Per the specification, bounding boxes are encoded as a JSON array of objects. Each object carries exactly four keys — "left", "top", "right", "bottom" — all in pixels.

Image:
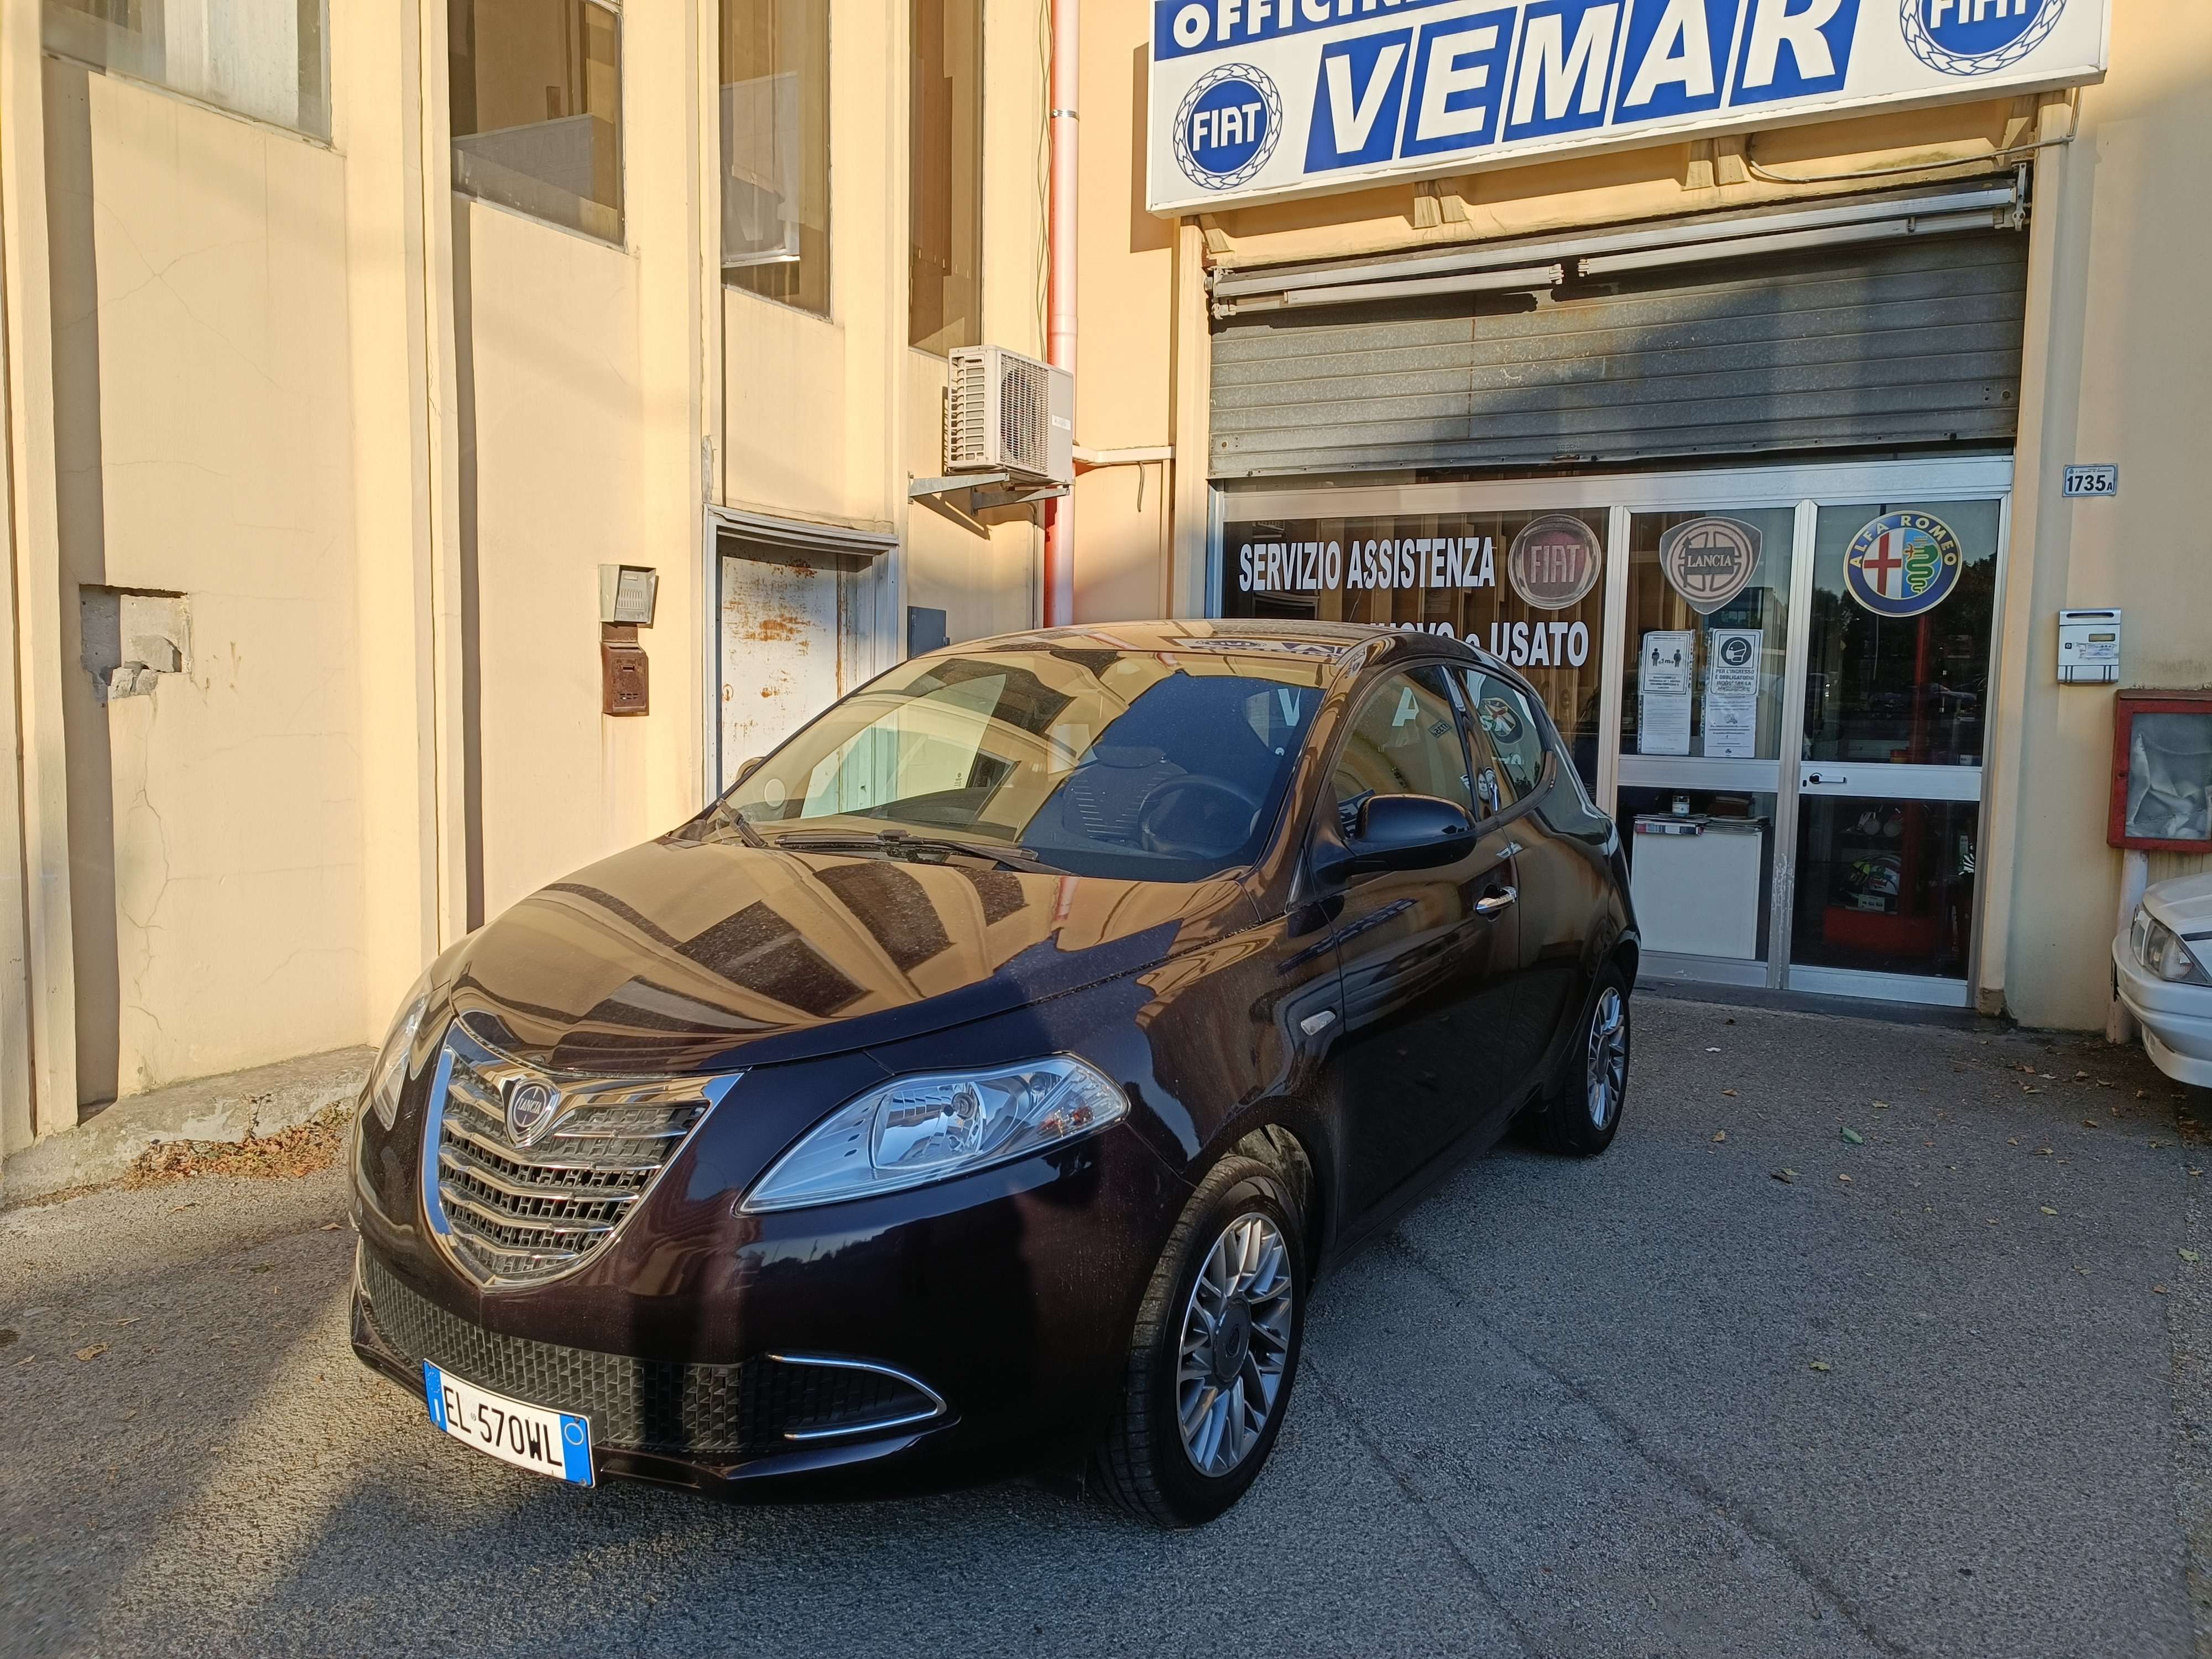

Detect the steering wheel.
[{"left": 1136, "top": 774, "right": 1264, "bottom": 860}]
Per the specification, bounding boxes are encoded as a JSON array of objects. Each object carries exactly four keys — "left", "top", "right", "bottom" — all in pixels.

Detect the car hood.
[
  {"left": 438, "top": 833, "right": 1258, "bottom": 1073},
  {"left": 2146, "top": 872, "right": 2212, "bottom": 937}
]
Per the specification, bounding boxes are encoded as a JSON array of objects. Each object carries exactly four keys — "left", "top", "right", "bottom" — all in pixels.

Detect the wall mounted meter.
[{"left": 2058, "top": 608, "right": 2121, "bottom": 684}]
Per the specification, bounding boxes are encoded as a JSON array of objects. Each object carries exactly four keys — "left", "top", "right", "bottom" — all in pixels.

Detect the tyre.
[
  {"left": 1092, "top": 1154, "right": 1307, "bottom": 1527},
  {"left": 1534, "top": 962, "right": 1632, "bottom": 1157}
]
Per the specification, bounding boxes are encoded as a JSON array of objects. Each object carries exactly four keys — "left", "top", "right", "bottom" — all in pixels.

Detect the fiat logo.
[{"left": 505, "top": 1080, "right": 560, "bottom": 1147}]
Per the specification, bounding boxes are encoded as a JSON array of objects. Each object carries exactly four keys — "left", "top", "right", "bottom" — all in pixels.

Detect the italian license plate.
[{"left": 423, "top": 1362, "right": 593, "bottom": 1485}]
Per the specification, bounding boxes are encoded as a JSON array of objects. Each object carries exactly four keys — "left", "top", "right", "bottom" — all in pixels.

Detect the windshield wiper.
[
  {"left": 699, "top": 797, "right": 768, "bottom": 848},
  {"left": 773, "top": 828, "right": 1050, "bottom": 872}
]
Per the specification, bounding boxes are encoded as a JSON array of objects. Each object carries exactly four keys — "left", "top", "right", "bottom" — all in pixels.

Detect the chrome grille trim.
[{"left": 423, "top": 1022, "right": 741, "bottom": 1288}]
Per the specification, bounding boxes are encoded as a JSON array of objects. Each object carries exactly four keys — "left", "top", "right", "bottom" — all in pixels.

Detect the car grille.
[
  {"left": 426, "top": 1021, "right": 736, "bottom": 1288},
  {"left": 357, "top": 1250, "right": 943, "bottom": 1457}
]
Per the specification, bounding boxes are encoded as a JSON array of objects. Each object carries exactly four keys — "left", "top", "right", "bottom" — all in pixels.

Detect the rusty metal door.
[{"left": 718, "top": 541, "right": 845, "bottom": 791}]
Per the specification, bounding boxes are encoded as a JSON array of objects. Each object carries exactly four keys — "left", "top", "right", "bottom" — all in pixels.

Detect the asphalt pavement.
[{"left": 4, "top": 997, "right": 2208, "bottom": 1659}]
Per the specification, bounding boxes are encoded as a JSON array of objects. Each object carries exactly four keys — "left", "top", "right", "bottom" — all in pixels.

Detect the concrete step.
[{"left": 1, "top": 1045, "right": 373, "bottom": 1208}]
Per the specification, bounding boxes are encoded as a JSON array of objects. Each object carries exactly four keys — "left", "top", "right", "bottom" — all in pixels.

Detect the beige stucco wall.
[
  {"left": 44, "top": 61, "right": 365, "bottom": 1101},
  {"left": 1995, "top": 0, "right": 2212, "bottom": 1029}
]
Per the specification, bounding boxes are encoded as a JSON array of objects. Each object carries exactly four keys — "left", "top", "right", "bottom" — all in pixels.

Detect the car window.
[
  {"left": 1333, "top": 667, "right": 1475, "bottom": 832},
  {"left": 726, "top": 650, "right": 1324, "bottom": 881},
  {"left": 1458, "top": 669, "right": 1548, "bottom": 807}
]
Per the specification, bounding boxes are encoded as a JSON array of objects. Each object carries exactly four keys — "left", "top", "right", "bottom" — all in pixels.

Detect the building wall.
[
  {"left": 43, "top": 61, "right": 365, "bottom": 1102},
  {"left": 1997, "top": 0, "right": 2212, "bottom": 1029}
]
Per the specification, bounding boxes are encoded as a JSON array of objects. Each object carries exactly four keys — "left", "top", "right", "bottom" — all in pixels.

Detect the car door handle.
[{"left": 1475, "top": 886, "right": 1517, "bottom": 917}]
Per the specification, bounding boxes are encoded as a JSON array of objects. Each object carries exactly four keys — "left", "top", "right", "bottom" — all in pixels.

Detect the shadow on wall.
[{"left": 43, "top": 58, "right": 121, "bottom": 1117}]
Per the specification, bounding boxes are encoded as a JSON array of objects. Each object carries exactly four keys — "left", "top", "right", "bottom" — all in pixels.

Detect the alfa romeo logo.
[
  {"left": 1843, "top": 512, "right": 1965, "bottom": 618},
  {"left": 1901, "top": 0, "right": 2068, "bottom": 77},
  {"left": 1172, "top": 65, "right": 1282, "bottom": 191},
  {"left": 505, "top": 1079, "right": 560, "bottom": 1147}
]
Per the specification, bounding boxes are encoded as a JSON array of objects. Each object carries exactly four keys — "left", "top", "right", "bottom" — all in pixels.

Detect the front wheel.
[
  {"left": 1091, "top": 1155, "right": 1307, "bottom": 1527},
  {"left": 1535, "top": 963, "right": 1632, "bottom": 1156}
]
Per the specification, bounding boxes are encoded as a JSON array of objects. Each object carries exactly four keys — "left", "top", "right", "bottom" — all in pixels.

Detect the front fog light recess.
[{"left": 742, "top": 1056, "right": 1128, "bottom": 1213}]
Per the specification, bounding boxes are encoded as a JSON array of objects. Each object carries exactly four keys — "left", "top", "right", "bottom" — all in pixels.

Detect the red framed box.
[{"left": 2109, "top": 689, "right": 2212, "bottom": 853}]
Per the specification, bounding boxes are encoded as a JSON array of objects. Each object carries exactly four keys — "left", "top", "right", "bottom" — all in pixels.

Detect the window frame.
[
  {"left": 720, "top": 0, "right": 832, "bottom": 316},
  {"left": 42, "top": 0, "right": 334, "bottom": 140},
  {"left": 448, "top": 0, "right": 628, "bottom": 247},
  {"left": 906, "top": 0, "right": 984, "bottom": 356}
]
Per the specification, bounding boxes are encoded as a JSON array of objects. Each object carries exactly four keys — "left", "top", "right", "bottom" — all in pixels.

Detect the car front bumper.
[
  {"left": 2112, "top": 935, "right": 2212, "bottom": 1089},
  {"left": 349, "top": 1118, "right": 1185, "bottom": 1498}
]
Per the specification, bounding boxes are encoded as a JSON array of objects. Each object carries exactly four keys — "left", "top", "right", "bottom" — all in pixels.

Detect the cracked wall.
[{"left": 45, "top": 62, "right": 366, "bottom": 1105}]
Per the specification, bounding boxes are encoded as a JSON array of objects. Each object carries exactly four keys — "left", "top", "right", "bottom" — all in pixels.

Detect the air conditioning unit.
[{"left": 945, "top": 346, "right": 1073, "bottom": 487}]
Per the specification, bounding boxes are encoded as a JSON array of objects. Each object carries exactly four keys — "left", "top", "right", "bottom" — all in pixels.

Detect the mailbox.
[
  {"left": 601, "top": 624, "right": 650, "bottom": 716},
  {"left": 2109, "top": 689, "right": 2212, "bottom": 852}
]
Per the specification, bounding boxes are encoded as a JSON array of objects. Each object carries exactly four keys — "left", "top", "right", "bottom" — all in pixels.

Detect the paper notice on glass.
[
  {"left": 1637, "top": 630, "right": 1695, "bottom": 757},
  {"left": 1703, "top": 628, "right": 1761, "bottom": 759},
  {"left": 1640, "top": 692, "right": 1692, "bottom": 756},
  {"left": 1641, "top": 630, "right": 1694, "bottom": 696}
]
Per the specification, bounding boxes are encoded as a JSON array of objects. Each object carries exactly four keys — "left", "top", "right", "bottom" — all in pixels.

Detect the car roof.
[{"left": 925, "top": 618, "right": 1488, "bottom": 669}]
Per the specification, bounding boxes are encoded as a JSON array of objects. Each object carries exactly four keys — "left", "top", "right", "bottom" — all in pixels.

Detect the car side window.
[
  {"left": 1333, "top": 667, "right": 1476, "bottom": 833},
  {"left": 1457, "top": 670, "right": 1548, "bottom": 807}
]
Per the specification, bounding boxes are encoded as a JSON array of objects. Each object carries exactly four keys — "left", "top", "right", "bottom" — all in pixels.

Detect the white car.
[{"left": 2115, "top": 872, "right": 2212, "bottom": 1088}]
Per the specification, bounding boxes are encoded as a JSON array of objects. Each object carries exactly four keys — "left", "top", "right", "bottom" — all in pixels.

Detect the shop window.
[
  {"left": 1220, "top": 509, "right": 1607, "bottom": 796},
  {"left": 44, "top": 0, "right": 331, "bottom": 137},
  {"left": 450, "top": 0, "right": 623, "bottom": 244},
  {"left": 1618, "top": 508, "right": 1797, "bottom": 763},
  {"left": 909, "top": 0, "right": 982, "bottom": 354},
  {"left": 722, "top": 0, "right": 829, "bottom": 315}
]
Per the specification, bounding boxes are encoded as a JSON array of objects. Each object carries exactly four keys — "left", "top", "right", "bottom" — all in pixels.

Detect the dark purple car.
[{"left": 349, "top": 620, "right": 1636, "bottom": 1525}]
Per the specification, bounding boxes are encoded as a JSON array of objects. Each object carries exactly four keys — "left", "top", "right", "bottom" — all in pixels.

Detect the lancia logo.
[
  {"left": 505, "top": 1080, "right": 560, "bottom": 1147},
  {"left": 1659, "top": 517, "right": 1762, "bottom": 615}
]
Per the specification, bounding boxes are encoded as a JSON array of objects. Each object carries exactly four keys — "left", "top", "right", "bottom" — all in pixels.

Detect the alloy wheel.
[
  {"left": 1585, "top": 986, "right": 1629, "bottom": 1130},
  {"left": 1175, "top": 1212, "right": 1295, "bottom": 1477}
]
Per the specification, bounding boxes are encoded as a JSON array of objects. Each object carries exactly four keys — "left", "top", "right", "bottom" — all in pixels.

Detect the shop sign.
[
  {"left": 1658, "top": 516, "right": 1761, "bottom": 613},
  {"left": 1507, "top": 515, "right": 1603, "bottom": 609},
  {"left": 1146, "top": 0, "right": 2110, "bottom": 214},
  {"left": 1843, "top": 510, "right": 1963, "bottom": 618},
  {"left": 1230, "top": 526, "right": 1594, "bottom": 664}
]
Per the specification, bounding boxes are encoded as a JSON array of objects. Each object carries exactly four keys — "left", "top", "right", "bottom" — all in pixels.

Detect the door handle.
[
  {"left": 1475, "top": 886, "right": 1517, "bottom": 917},
  {"left": 1803, "top": 771, "right": 1849, "bottom": 787}
]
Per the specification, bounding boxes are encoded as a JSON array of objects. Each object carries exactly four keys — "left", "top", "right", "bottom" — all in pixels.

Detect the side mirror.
[
  {"left": 1313, "top": 793, "right": 1476, "bottom": 884},
  {"left": 734, "top": 756, "right": 766, "bottom": 786}
]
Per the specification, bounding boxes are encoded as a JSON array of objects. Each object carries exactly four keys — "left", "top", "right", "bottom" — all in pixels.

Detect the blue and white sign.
[{"left": 1147, "top": 0, "right": 2107, "bottom": 213}]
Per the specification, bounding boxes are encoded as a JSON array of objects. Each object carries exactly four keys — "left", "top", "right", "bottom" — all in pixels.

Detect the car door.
[
  {"left": 1458, "top": 665, "right": 1603, "bottom": 1095},
  {"left": 1321, "top": 664, "right": 1522, "bottom": 1223}
]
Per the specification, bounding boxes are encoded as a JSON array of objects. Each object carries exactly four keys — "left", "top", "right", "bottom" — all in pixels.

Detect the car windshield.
[{"left": 718, "top": 646, "right": 1329, "bottom": 880}]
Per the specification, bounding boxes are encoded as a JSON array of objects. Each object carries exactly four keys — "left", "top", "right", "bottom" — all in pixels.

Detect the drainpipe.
[{"left": 1044, "top": 0, "right": 1078, "bottom": 627}]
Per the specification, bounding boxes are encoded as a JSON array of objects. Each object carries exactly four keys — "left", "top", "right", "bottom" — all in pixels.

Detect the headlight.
[
  {"left": 2137, "top": 910, "right": 2212, "bottom": 987},
  {"left": 741, "top": 1055, "right": 1128, "bottom": 1213},
  {"left": 366, "top": 971, "right": 436, "bottom": 1130}
]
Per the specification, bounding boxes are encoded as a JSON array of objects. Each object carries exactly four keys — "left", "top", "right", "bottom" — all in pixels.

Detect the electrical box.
[
  {"left": 598, "top": 564, "right": 659, "bottom": 627},
  {"left": 2058, "top": 608, "right": 2121, "bottom": 684},
  {"left": 2109, "top": 690, "right": 2212, "bottom": 853},
  {"left": 601, "top": 625, "right": 650, "bottom": 716}
]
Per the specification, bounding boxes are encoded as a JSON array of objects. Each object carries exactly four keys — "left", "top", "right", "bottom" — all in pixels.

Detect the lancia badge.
[{"left": 505, "top": 1079, "right": 560, "bottom": 1147}]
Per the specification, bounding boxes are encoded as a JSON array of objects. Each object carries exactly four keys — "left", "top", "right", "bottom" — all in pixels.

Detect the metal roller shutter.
[{"left": 1208, "top": 232, "right": 2028, "bottom": 479}]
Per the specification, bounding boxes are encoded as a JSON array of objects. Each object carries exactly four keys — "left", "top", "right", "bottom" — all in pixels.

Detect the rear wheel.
[
  {"left": 1535, "top": 963, "right": 1632, "bottom": 1156},
  {"left": 1092, "top": 1154, "right": 1307, "bottom": 1527}
]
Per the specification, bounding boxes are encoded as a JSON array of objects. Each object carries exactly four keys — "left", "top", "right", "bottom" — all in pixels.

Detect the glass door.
[
  {"left": 1783, "top": 498, "right": 2006, "bottom": 1005},
  {"left": 1616, "top": 505, "right": 1800, "bottom": 985}
]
